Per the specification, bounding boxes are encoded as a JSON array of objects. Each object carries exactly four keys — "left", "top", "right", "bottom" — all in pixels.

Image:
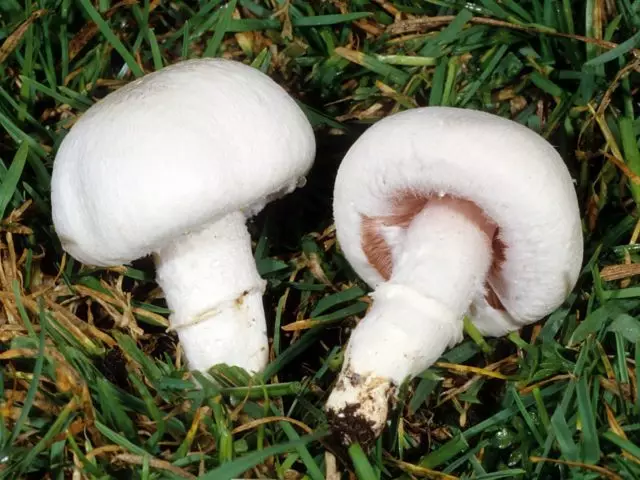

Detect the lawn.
[{"left": 1, "top": 0, "right": 640, "bottom": 478}]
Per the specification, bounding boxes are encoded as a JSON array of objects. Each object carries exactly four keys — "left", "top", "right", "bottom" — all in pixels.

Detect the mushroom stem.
[
  {"left": 154, "top": 211, "right": 268, "bottom": 374},
  {"left": 326, "top": 197, "right": 494, "bottom": 445}
]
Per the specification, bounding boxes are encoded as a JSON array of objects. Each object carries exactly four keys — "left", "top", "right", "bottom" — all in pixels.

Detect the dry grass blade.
[
  {"left": 113, "top": 454, "right": 196, "bottom": 479},
  {"left": 387, "top": 456, "right": 459, "bottom": 479},
  {"left": 386, "top": 16, "right": 640, "bottom": 59},
  {"left": 518, "top": 374, "right": 574, "bottom": 395},
  {"left": 605, "top": 404, "right": 627, "bottom": 439},
  {"left": 529, "top": 456, "right": 623, "bottom": 480},
  {"left": 603, "top": 153, "right": 640, "bottom": 185},
  {"left": 600, "top": 263, "right": 640, "bottom": 281},
  {"left": 281, "top": 319, "right": 322, "bottom": 331},
  {"left": 596, "top": 58, "right": 640, "bottom": 116},
  {"left": 231, "top": 416, "right": 314, "bottom": 435},
  {"left": 434, "top": 362, "right": 509, "bottom": 380},
  {"left": 0, "top": 9, "right": 47, "bottom": 64}
]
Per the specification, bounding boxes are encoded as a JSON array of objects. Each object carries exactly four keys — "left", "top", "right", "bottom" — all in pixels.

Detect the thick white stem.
[
  {"left": 326, "top": 199, "right": 494, "bottom": 444},
  {"left": 154, "top": 212, "right": 268, "bottom": 374}
]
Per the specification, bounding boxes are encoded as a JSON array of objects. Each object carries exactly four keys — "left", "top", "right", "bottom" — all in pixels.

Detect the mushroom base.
[
  {"left": 326, "top": 369, "right": 393, "bottom": 446},
  {"left": 154, "top": 211, "right": 269, "bottom": 374},
  {"left": 325, "top": 285, "right": 461, "bottom": 446}
]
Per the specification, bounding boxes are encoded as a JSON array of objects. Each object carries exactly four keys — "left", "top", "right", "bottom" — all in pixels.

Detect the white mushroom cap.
[
  {"left": 51, "top": 58, "right": 316, "bottom": 376},
  {"left": 52, "top": 58, "right": 315, "bottom": 267},
  {"left": 333, "top": 106, "right": 583, "bottom": 334}
]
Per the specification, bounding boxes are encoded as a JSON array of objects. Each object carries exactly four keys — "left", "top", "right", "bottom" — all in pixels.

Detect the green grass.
[{"left": 1, "top": 0, "right": 640, "bottom": 478}]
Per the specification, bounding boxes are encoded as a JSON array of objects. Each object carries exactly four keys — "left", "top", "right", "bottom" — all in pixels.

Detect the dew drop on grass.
[
  {"left": 493, "top": 427, "right": 516, "bottom": 449},
  {"left": 508, "top": 449, "right": 523, "bottom": 467}
]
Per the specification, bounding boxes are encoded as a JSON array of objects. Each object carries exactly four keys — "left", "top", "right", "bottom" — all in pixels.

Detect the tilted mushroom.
[
  {"left": 51, "top": 58, "right": 316, "bottom": 375},
  {"left": 326, "top": 106, "right": 583, "bottom": 445}
]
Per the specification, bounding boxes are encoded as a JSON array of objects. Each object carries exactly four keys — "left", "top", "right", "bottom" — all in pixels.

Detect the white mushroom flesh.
[{"left": 154, "top": 212, "right": 268, "bottom": 373}]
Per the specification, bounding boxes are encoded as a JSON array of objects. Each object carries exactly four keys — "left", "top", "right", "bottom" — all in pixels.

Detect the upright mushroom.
[
  {"left": 51, "top": 58, "right": 315, "bottom": 375},
  {"left": 326, "top": 106, "right": 583, "bottom": 445}
]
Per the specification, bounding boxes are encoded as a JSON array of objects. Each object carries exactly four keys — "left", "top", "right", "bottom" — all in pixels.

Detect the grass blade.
[
  {"left": 0, "top": 141, "right": 28, "bottom": 219},
  {"left": 76, "top": 0, "right": 144, "bottom": 77},
  {"left": 204, "top": 0, "right": 237, "bottom": 58},
  {"left": 198, "top": 433, "right": 323, "bottom": 479}
]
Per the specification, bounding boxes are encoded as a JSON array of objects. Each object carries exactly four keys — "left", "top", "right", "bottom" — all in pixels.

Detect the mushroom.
[
  {"left": 51, "top": 58, "right": 316, "bottom": 375},
  {"left": 326, "top": 106, "right": 583, "bottom": 445}
]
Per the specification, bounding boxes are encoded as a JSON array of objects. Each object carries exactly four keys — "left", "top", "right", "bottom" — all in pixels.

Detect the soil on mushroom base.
[{"left": 326, "top": 401, "right": 379, "bottom": 447}]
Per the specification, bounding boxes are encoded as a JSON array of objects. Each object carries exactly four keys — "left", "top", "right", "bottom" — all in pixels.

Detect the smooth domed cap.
[
  {"left": 333, "top": 106, "right": 583, "bottom": 329},
  {"left": 51, "top": 58, "right": 315, "bottom": 266}
]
